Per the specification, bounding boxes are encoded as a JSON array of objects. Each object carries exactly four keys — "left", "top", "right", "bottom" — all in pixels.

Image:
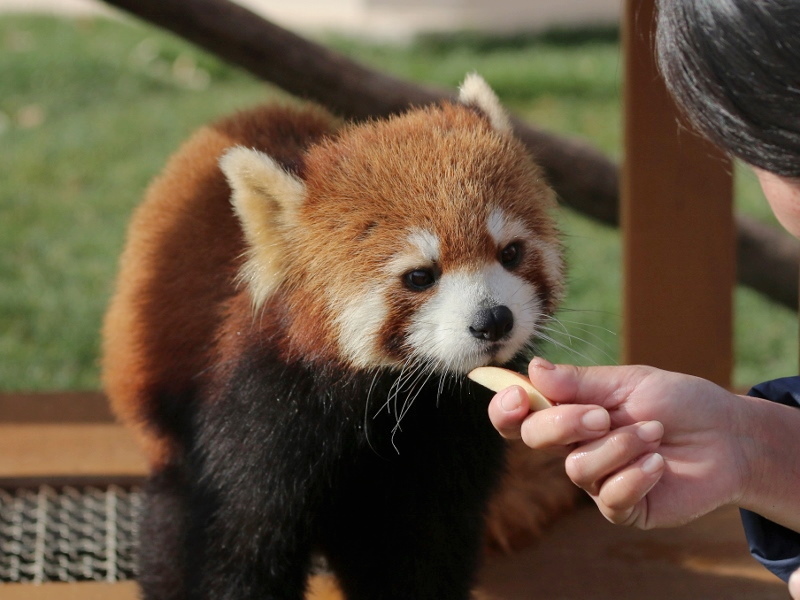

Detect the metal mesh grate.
[{"left": 0, "top": 485, "right": 141, "bottom": 583}]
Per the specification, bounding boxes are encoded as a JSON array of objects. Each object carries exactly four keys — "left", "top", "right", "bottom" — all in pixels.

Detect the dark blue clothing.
[{"left": 739, "top": 376, "right": 800, "bottom": 582}]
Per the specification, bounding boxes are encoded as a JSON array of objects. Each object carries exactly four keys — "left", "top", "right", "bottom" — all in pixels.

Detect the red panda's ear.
[
  {"left": 219, "top": 146, "right": 306, "bottom": 308},
  {"left": 458, "top": 73, "right": 512, "bottom": 134}
]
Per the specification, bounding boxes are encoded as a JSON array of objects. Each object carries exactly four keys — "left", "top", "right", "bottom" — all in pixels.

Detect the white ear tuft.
[
  {"left": 219, "top": 146, "right": 306, "bottom": 310},
  {"left": 458, "top": 73, "right": 512, "bottom": 134},
  {"left": 219, "top": 146, "right": 305, "bottom": 213}
]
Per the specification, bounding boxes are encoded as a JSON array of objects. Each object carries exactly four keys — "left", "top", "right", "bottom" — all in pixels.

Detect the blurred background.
[{"left": 0, "top": 0, "right": 795, "bottom": 392}]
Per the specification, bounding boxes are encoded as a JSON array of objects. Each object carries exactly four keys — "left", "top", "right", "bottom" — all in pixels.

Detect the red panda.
[{"left": 103, "top": 74, "right": 566, "bottom": 599}]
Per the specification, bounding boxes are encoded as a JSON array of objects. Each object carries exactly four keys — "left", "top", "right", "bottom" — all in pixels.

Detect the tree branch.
[
  {"left": 100, "top": 0, "right": 622, "bottom": 224},
  {"left": 100, "top": 0, "right": 799, "bottom": 310}
]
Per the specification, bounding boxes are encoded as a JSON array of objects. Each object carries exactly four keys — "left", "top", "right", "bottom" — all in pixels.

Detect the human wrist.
[{"left": 736, "top": 394, "right": 800, "bottom": 532}]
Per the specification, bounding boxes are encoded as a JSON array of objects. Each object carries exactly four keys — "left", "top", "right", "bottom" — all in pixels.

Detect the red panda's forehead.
[
  {"left": 305, "top": 105, "right": 511, "bottom": 188},
  {"left": 299, "top": 105, "right": 552, "bottom": 268}
]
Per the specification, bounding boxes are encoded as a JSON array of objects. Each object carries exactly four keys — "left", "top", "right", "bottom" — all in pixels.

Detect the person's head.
[
  {"left": 656, "top": 0, "right": 800, "bottom": 178},
  {"left": 656, "top": 0, "right": 800, "bottom": 238}
]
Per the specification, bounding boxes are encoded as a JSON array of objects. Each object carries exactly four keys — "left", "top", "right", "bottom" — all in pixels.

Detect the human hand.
[
  {"left": 488, "top": 359, "right": 750, "bottom": 529},
  {"left": 790, "top": 568, "right": 800, "bottom": 600}
]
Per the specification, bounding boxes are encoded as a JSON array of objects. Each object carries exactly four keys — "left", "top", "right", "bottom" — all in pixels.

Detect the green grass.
[{"left": 0, "top": 16, "right": 795, "bottom": 391}]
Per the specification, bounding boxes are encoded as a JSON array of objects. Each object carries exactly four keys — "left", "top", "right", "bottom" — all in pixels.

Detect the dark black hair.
[{"left": 656, "top": 0, "right": 800, "bottom": 177}]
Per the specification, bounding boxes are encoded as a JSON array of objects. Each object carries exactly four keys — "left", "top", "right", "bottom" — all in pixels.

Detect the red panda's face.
[
  {"left": 221, "top": 76, "right": 563, "bottom": 375},
  {"left": 317, "top": 208, "right": 562, "bottom": 374},
  {"left": 288, "top": 104, "right": 563, "bottom": 374}
]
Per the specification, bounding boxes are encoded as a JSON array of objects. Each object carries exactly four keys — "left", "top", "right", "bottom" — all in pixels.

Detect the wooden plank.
[
  {"left": 0, "top": 393, "right": 146, "bottom": 481},
  {"left": 0, "top": 582, "right": 139, "bottom": 600},
  {"left": 0, "top": 579, "right": 342, "bottom": 600},
  {"left": 621, "top": 0, "right": 735, "bottom": 386},
  {"left": 478, "top": 505, "right": 784, "bottom": 599},
  {"left": 0, "top": 392, "right": 114, "bottom": 423},
  {"left": 0, "top": 423, "right": 146, "bottom": 480}
]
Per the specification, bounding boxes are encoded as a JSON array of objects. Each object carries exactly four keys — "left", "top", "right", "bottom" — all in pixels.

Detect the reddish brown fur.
[
  {"left": 298, "top": 103, "right": 557, "bottom": 275},
  {"left": 279, "top": 103, "right": 561, "bottom": 364},
  {"left": 104, "top": 99, "right": 562, "bottom": 465},
  {"left": 103, "top": 100, "right": 577, "bottom": 573},
  {"left": 102, "top": 105, "right": 337, "bottom": 469}
]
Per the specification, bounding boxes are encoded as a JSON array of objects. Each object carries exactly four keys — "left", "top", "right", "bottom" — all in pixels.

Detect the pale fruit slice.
[{"left": 467, "top": 366, "right": 551, "bottom": 411}]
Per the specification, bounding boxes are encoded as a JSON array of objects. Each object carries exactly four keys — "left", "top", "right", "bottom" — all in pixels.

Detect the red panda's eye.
[
  {"left": 499, "top": 242, "right": 522, "bottom": 269},
  {"left": 404, "top": 269, "right": 437, "bottom": 291}
]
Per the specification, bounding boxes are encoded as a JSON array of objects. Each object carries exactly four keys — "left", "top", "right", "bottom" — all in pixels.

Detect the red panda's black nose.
[{"left": 469, "top": 306, "right": 514, "bottom": 342}]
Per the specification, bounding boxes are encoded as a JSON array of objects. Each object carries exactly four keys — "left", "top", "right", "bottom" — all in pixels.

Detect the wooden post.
[{"left": 622, "top": 0, "right": 735, "bottom": 387}]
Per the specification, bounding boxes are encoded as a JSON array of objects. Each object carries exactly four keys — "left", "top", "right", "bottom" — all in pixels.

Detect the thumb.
[{"left": 528, "top": 358, "right": 646, "bottom": 410}]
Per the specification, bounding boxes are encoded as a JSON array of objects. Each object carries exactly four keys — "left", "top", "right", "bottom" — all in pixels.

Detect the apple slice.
[{"left": 467, "top": 366, "right": 551, "bottom": 411}]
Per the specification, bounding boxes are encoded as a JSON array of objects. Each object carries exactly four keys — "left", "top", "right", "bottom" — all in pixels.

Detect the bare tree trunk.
[{"left": 100, "top": 0, "right": 799, "bottom": 311}]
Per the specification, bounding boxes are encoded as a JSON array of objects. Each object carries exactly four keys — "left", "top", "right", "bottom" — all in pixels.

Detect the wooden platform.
[
  {"left": 0, "top": 391, "right": 787, "bottom": 599},
  {"left": 1, "top": 583, "right": 139, "bottom": 600},
  {"left": 479, "top": 505, "right": 785, "bottom": 599},
  {"left": 0, "top": 392, "right": 145, "bottom": 484}
]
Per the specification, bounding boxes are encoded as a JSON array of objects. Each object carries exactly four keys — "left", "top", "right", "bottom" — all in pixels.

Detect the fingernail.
[
  {"left": 531, "top": 356, "right": 556, "bottom": 370},
  {"left": 641, "top": 453, "right": 664, "bottom": 475},
  {"left": 637, "top": 420, "right": 664, "bottom": 443},
  {"left": 581, "top": 408, "right": 609, "bottom": 431},
  {"left": 499, "top": 387, "right": 523, "bottom": 412}
]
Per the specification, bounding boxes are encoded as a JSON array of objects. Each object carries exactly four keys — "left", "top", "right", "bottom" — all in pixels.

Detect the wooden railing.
[{"left": 621, "top": 0, "right": 734, "bottom": 388}]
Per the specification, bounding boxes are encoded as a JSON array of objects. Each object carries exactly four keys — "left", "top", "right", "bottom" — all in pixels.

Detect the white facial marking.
[
  {"left": 487, "top": 208, "right": 530, "bottom": 247},
  {"left": 408, "top": 228, "right": 440, "bottom": 262},
  {"left": 406, "top": 264, "right": 542, "bottom": 373},
  {"left": 386, "top": 228, "right": 440, "bottom": 275},
  {"left": 333, "top": 285, "right": 391, "bottom": 369}
]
